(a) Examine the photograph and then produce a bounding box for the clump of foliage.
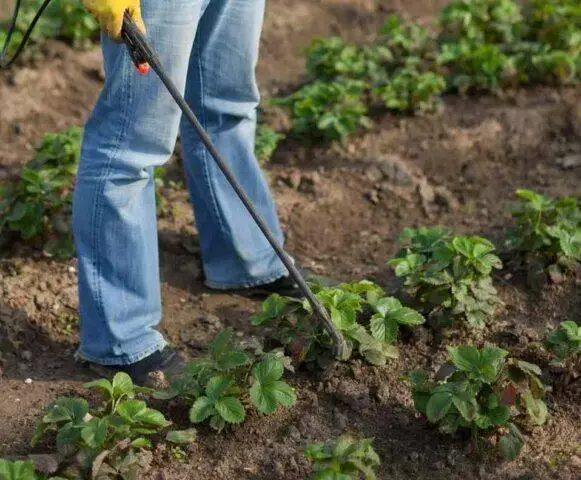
[408,345,547,459]
[0,0,98,59]
[272,80,370,141]
[506,189,581,276]
[255,125,285,164]
[524,0,581,53]
[546,321,581,365]
[389,227,502,330]
[0,459,64,480]
[437,41,514,92]
[510,42,579,85]
[373,58,446,113]
[252,280,424,367]
[304,37,392,84]
[29,372,191,478]
[155,328,296,432]
[305,435,380,480]
[439,0,523,44]
[379,15,434,61]
[0,127,82,258]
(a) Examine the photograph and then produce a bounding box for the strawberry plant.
[506,189,581,275]
[546,321,581,364]
[373,58,446,113]
[437,40,514,92]
[255,124,285,164]
[0,127,81,258]
[305,435,380,480]
[524,0,581,53]
[389,228,502,330]
[439,0,523,44]
[407,345,547,459]
[304,37,392,83]
[511,42,579,84]
[154,328,296,432]
[379,15,434,61]
[272,80,370,141]
[252,281,423,367]
[30,372,179,478]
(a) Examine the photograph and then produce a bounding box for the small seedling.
[407,345,547,459]
[373,57,446,113]
[506,189,581,275]
[155,328,296,432]
[31,373,170,477]
[272,80,370,142]
[389,227,502,330]
[305,435,380,479]
[252,280,423,367]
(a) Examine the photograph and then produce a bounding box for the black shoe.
[222,268,340,298]
[78,346,185,388]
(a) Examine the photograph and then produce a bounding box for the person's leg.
[179,0,287,289]
[73,0,204,366]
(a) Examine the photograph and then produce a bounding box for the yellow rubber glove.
[82,0,145,39]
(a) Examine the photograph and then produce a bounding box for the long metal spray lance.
[120,13,346,359]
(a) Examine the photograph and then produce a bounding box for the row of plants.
[271,0,581,142]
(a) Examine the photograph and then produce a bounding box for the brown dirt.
[1,0,581,479]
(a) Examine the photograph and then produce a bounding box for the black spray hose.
[121,13,347,359]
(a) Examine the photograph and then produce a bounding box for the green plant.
[255,125,285,164]
[506,189,581,274]
[379,15,433,61]
[546,321,581,363]
[511,42,579,84]
[30,373,173,478]
[389,227,502,329]
[155,328,296,432]
[304,37,392,83]
[0,127,81,258]
[0,459,66,480]
[439,0,523,44]
[252,281,422,367]
[408,345,547,459]
[524,0,581,53]
[437,40,514,92]
[305,435,380,480]
[272,80,370,141]
[373,58,446,113]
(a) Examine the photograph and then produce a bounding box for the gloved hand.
[82,0,145,39]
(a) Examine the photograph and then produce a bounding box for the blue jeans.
[73,0,286,365]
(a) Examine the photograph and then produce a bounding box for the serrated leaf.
[209,328,236,359]
[523,392,548,425]
[205,374,234,401]
[374,297,402,316]
[498,432,523,460]
[0,460,37,480]
[83,378,113,399]
[370,313,399,343]
[56,424,80,456]
[215,396,245,424]
[189,397,215,424]
[250,379,296,414]
[392,307,425,325]
[81,417,108,449]
[130,437,151,448]
[426,392,453,423]
[216,349,251,371]
[166,428,197,445]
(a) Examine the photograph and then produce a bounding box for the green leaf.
[426,391,453,423]
[116,399,147,422]
[112,372,135,398]
[216,350,251,371]
[56,424,81,455]
[205,374,234,401]
[43,397,89,425]
[370,313,399,343]
[498,432,523,460]
[166,428,198,445]
[516,360,542,377]
[83,378,113,399]
[215,396,245,424]
[452,394,477,421]
[0,460,37,480]
[447,345,480,371]
[81,417,109,449]
[189,397,215,424]
[130,437,152,448]
[392,307,425,325]
[250,379,296,414]
[209,328,236,360]
[374,297,401,316]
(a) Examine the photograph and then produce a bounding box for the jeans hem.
[76,337,168,366]
[205,268,288,290]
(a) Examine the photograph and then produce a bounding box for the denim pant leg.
[179,0,288,289]
[73,0,204,365]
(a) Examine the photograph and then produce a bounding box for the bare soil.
[1,0,581,479]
